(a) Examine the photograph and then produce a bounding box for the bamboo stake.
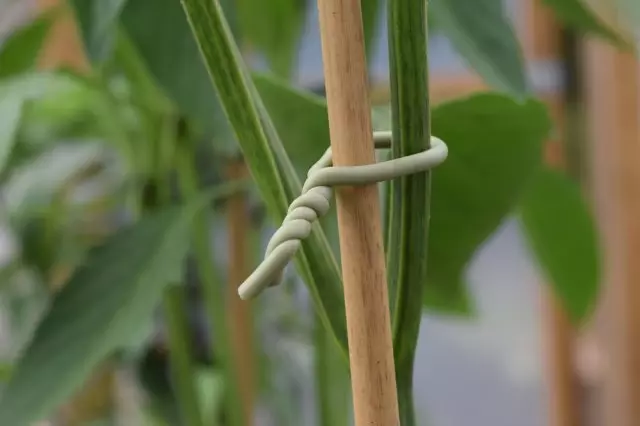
[584,34,640,426]
[520,3,580,425]
[225,159,255,426]
[315,1,399,425]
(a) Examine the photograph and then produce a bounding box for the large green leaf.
[0,203,201,426]
[430,0,527,95]
[181,0,348,354]
[253,72,329,172]
[519,167,600,324]
[249,75,550,314]
[0,12,55,79]
[542,0,631,48]
[116,0,230,140]
[236,0,306,78]
[427,94,549,314]
[70,0,129,63]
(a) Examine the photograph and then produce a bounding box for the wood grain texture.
[584,39,640,426]
[315,0,399,424]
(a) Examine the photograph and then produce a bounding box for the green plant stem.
[386,0,431,424]
[163,285,205,426]
[176,146,244,426]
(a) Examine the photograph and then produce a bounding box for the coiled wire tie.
[238,130,448,300]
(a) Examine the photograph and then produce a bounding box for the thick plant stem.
[386,0,432,423]
[397,376,416,426]
[163,285,205,426]
[176,147,244,426]
[225,158,256,425]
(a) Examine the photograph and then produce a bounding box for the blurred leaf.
[0,12,55,79]
[519,167,600,324]
[237,0,306,78]
[0,97,23,175]
[426,94,549,314]
[70,0,129,63]
[181,0,348,354]
[196,368,225,425]
[0,203,202,426]
[430,0,527,95]
[0,363,13,383]
[253,72,329,173]
[118,0,231,142]
[542,0,632,48]
[4,142,112,219]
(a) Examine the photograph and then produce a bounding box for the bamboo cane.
[314,0,400,424]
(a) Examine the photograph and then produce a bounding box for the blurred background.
[0,0,638,425]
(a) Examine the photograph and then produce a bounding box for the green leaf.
[519,167,600,324]
[236,0,307,78]
[0,13,55,79]
[541,0,631,48]
[253,72,329,173]
[426,94,550,314]
[430,0,527,95]
[181,0,348,354]
[70,0,129,63]
[0,203,201,426]
[115,0,230,140]
[0,96,23,176]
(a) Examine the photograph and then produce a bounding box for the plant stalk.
[163,285,205,426]
[386,0,432,423]
[176,146,245,426]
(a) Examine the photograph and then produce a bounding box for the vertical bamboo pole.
[520,3,580,426]
[315,1,399,425]
[584,29,640,426]
[225,159,255,426]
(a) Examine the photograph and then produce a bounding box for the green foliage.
[0,203,203,426]
[71,0,129,64]
[0,12,55,79]
[0,96,23,175]
[430,0,528,95]
[542,0,632,48]
[236,0,306,78]
[181,0,348,355]
[427,94,549,313]
[520,167,600,324]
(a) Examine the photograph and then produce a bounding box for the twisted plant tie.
[238,130,448,300]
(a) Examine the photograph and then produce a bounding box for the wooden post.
[520,2,580,425]
[584,29,640,426]
[226,159,255,426]
[315,0,400,425]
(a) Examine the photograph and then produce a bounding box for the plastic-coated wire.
[238,130,448,300]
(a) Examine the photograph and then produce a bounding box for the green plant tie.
[238,130,448,300]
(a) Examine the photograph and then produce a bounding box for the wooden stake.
[315,1,399,425]
[584,34,640,426]
[226,159,255,426]
[520,3,581,425]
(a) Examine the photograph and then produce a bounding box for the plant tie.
[238,130,448,300]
